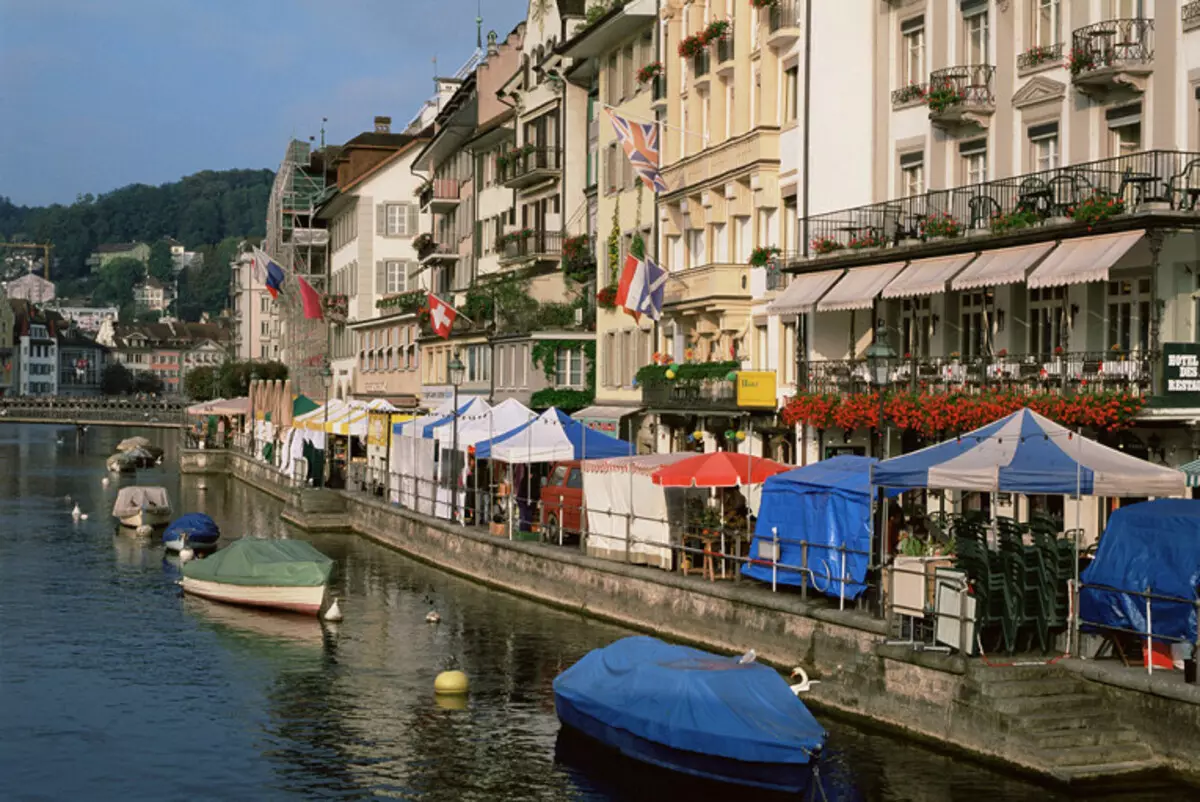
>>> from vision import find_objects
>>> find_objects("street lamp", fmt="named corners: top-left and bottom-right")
top-left (249, 369), bottom-right (260, 457)
top-left (864, 323), bottom-right (896, 459)
top-left (320, 362), bottom-right (333, 488)
top-left (448, 352), bottom-right (465, 524)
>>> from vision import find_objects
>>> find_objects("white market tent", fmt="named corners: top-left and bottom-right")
top-left (582, 453), bottom-right (693, 571)
top-left (422, 396), bottom-right (492, 438)
top-left (477, 408), bottom-right (634, 464)
top-left (433, 398), bottom-right (537, 448)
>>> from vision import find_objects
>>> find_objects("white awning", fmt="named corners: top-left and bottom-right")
top-left (765, 269), bottom-right (844, 315)
top-left (1027, 230), bottom-right (1145, 289)
top-left (816, 262), bottom-right (908, 312)
top-left (950, 241), bottom-right (1057, 291)
top-left (882, 253), bottom-right (977, 298)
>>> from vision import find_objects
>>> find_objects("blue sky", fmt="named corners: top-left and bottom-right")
top-left (0, 0), bottom-right (530, 206)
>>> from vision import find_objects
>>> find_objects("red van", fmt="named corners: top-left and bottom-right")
top-left (540, 460), bottom-right (584, 544)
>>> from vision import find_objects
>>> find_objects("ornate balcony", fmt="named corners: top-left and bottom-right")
top-left (418, 242), bottom-right (460, 267)
top-left (662, 263), bottom-right (749, 312)
top-left (1186, 2), bottom-right (1200, 33)
top-left (926, 65), bottom-right (996, 132)
top-left (500, 146), bottom-right (562, 190)
top-left (801, 351), bottom-right (1157, 398)
top-left (766, 0), bottom-right (800, 50)
top-left (419, 179), bottom-right (460, 213)
top-left (1069, 18), bottom-right (1154, 98)
top-left (640, 374), bottom-right (740, 413)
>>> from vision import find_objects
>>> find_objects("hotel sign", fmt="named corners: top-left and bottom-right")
top-left (736, 371), bottom-right (778, 409)
top-left (1161, 343), bottom-right (1200, 408)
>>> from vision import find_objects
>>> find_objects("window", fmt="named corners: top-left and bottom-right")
top-left (555, 347), bottom-right (585, 388)
top-left (1032, 0), bottom-right (1060, 47)
top-left (960, 138), bottom-right (987, 185)
top-left (783, 66), bottom-right (798, 123)
top-left (1108, 0), bottom-right (1144, 17)
top-left (385, 203), bottom-right (411, 236)
top-left (900, 151), bottom-right (924, 197)
top-left (901, 16), bottom-right (925, 87)
top-left (566, 468), bottom-right (583, 490)
top-left (385, 260), bottom-right (415, 294)
top-left (1028, 286), bottom-right (1064, 358)
top-left (962, 2), bottom-right (989, 65)
top-left (712, 222), bottom-right (728, 263)
top-left (725, 79), bottom-right (735, 139)
top-left (754, 324), bottom-right (769, 370)
top-left (622, 44), bottom-right (635, 100)
top-left (781, 321), bottom-right (797, 385)
top-left (901, 297), bottom-right (933, 358)
top-left (465, 344), bottom-right (491, 383)
top-left (961, 289), bottom-right (995, 358)
top-left (605, 143), bottom-right (619, 193)
top-left (1107, 277), bottom-right (1151, 353)
top-left (686, 228), bottom-right (706, 268)
top-left (1028, 122), bottom-right (1059, 172)
top-left (1107, 103), bottom-right (1142, 158)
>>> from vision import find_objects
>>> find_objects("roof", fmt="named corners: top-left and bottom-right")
top-left (57, 332), bottom-right (109, 350)
top-left (110, 321), bottom-right (231, 350)
top-left (141, 277), bottom-right (167, 290)
top-left (339, 131), bottom-right (418, 150)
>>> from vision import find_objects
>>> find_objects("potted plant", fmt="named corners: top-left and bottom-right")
top-left (1021, 44), bottom-right (1058, 69)
top-left (636, 62), bottom-right (663, 85)
top-left (749, 245), bottom-right (781, 267)
top-left (596, 285), bottom-right (618, 310)
top-left (924, 82), bottom-right (965, 114)
top-left (413, 233), bottom-right (435, 256)
top-left (990, 208), bottom-right (1041, 235)
top-left (1069, 191), bottom-right (1126, 227)
top-left (893, 83), bottom-right (925, 104)
top-left (703, 19), bottom-right (730, 43)
top-left (1066, 47), bottom-right (1098, 76)
top-left (678, 33), bottom-right (705, 58)
top-left (848, 232), bottom-right (886, 250)
top-left (920, 213), bottom-right (962, 240)
top-left (750, 0), bottom-right (777, 8)
top-left (810, 236), bottom-right (844, 256)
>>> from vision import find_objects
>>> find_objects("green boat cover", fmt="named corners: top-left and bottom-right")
top-left (182, 539), bottom-right (333, 587)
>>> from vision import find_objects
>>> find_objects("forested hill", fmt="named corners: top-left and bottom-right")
top-left (0, 168), bottom-right (275, 283)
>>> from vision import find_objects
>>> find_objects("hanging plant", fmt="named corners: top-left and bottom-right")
top-left (748, 245), bottom-right (781, 267)
top-left (412, 233), bottom-right (435, 255)
top-left (678, 33), bottom-right (706, 58)
top-left (636, 62), bottom-right (663, 85)
top-left (596, 285), bottom-right (618, 310)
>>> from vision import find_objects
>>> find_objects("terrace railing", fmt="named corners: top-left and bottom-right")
top-left (1070, 18), bottom-right (1154, 73)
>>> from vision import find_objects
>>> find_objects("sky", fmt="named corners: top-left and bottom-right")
top-left (0, 0), bottom-right (531, 207)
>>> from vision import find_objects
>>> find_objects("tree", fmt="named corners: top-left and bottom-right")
top-left (217, 359), bottom-right (287, 398)
top-left (184, 366), bottom-right (219, 401)
top-left (93, 256), bottom-right (144, 307)
top-left (101, 363), bottom-right (133, 395)
top-left (133, 372), bottom-right (164, 395)
top-left (148, 239), bottom-right (175, 283)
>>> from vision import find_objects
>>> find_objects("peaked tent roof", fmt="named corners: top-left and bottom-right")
top-left (476, 408), bottom-right (633, 463)
top-left (434, 397), bottom-right (537, 447)
top-left (422, 396), bottom-right (492, 437)
top-left (871, 408), bottom-right (1186, 497)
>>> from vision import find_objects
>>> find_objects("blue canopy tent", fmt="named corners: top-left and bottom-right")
top-left (1080, 499), bottom-right (1200, 646)
top-left (743, 456), bottom-right (897, 599)
top-left (473, 408), bottom-right (633, 462)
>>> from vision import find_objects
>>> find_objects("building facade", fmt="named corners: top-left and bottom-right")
top-left (0, 290), bottom-right (15, 395)
top-left (229, 249), bottom-right (282, 362)
top-left (57, 332), bottom-right (108, 397)
top-left (11, 301), bottom-right (59, 397)
top-left (134, 278), bottom-right (171, 314)
top-left (50, 305), bottom-right (119, 335)
top-left (4, 273), bottom-right (56, 304)
top-left (87, 242), bottom-right (150, 272)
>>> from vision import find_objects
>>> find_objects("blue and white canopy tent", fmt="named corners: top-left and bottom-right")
top-left (474, 408), bottom-right (633, 463)
top-left (870, 407), bottom-right (1186, 654)
top-left (421, 396), bottom-right (492, 438)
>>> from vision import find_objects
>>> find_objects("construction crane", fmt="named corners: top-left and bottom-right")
top-left (0, 242), bottom-right (54, 279)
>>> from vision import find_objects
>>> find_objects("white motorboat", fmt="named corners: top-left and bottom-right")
top-left (112, 486), bottom-right (172, 529)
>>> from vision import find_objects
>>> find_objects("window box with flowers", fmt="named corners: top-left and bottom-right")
top-left (561, 234), bottom-right (595, 283)
top-left (376, 290), bottom-right (424, 314)
top-left (750, 0), bottom-right (777, 8)
top-left (678, 33), bottom-right (705, 58)
top-left (924, 83), bottom-right (966, 115)
top-left (1019, 44), bottom-right (1060, 71)
top-left (1069, 192), bottom-right (1125, 227)
top-left (636, 62), bottom-right (663, 85)
top-left (810, 237), bottom-right (844, 256)
top-left (703, 19), bottom-right (730, 43)
top-left (749, 245), bottom-right (781, 267)
top-left (989, 208), bottom-right (1042, 235)
top-left (920, 213), bottom-right (962, 240)
top-left (496, 228), bottom-right (535, 250)
top-left (893, 83), bottom-right (926, 105)
top-left (848, 232), bottom-right (886, 250)
top-left (1066, 47), bottom-right (1099, 77)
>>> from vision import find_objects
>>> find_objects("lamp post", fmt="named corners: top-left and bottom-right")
top-left (864, 323), bottom-right (896, 619)
top-left (249, 369), bottom-right (260, 457)
top-left (448, 352), bottom-right (465, 524)
top-left (321, 362), bottom-right (333, 488)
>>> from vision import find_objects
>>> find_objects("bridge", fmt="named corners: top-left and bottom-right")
top-left (0, 398), bottom-right (189, 429)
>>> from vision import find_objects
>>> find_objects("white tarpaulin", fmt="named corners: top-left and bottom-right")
top-left (433, 397), bottom-right (537, 448)
top-left (581, 453), bottom-right (692, 570)
top-left (390, 432), bottom-right (436, 513)
top-left (394, 397), bottom-right (457, 438)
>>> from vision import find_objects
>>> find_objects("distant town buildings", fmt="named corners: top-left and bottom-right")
top-left (49, 304), bottom-right (119, 335)
top-left (229, 248), bottom-right (282, 362)
top-left (100, 320), bottom-right (231, 395)
top-left (134, 277), bottom-right (171, 313)
top-left (167, 238), bottom-right (203, 273)
top-left (4, 273), bottom-right (55, 304)
top-left (87, 241), bottom-right (151, 271)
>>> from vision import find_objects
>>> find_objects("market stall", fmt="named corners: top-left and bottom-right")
top-left (582, 453), bottom-right (692, 570)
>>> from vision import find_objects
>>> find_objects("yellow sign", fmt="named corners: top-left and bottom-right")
top-left (736, 371), bottom-right (777, 409)
top-left (367, 412), bottom-right (390, 447)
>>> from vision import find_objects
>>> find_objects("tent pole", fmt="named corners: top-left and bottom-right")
top-left (1072, 428), bottom-right (1083, 657)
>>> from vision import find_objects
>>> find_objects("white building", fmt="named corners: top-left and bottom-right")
top-left (4, 273), bottom-right (55, 304)
top-left (17, 322), bottom-right (57, 396)
top-left (51, 305), bottom-right (119, 335)
top-left (134, 278), bottom-right (170, 313)
top-left (229, 249), bottom-right (282, 361)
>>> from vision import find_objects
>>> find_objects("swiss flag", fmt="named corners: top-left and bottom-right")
top-left (427, 293), bottom-right (457, 339)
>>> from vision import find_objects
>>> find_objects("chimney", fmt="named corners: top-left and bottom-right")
top-left (374, 116), bottom-right (392, 133)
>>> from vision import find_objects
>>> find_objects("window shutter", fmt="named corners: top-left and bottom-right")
top-left (474, 221), bottom-right (482, 257)
top-left (376, 260), bottom-right (386, 295)
top-left (376, 204), bottom-right (386, 235)
top-left (406, 203), bottom-right (418, 236)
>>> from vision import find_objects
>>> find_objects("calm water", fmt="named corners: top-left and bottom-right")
top-left (0, 423), bottom-right (1192, 801)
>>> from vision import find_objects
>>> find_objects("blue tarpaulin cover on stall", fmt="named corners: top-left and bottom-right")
top-left (1080, 499), bottom-right (1200, 643)
top-left (553, 636), bottom-right (825, 768)
top-left (742, 456), bottom-right (886, 599)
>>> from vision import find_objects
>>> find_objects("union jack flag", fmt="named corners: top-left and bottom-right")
top-left (608, 109), bottom-right (669, 194)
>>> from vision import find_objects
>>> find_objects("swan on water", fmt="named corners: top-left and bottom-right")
top-left (323, 598), bottom-right (344, 622)
top-left (102, 477), bottom-right (110, 487)
top-left (71, 504), bottom-right (82, 520)
top-left (425, 611), bottom-right (441, 624)
top-left (789, 667), bottom-right (820, 695)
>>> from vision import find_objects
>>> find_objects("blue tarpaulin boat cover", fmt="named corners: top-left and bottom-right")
top-left (1080, 499), bottom-right (1200, 643)
top-left (554, 636), bottom-right (825, 766)
top-left (742, 456), bottom-right (885, 599)
top-left (163, 513), bottom-right (220, 546)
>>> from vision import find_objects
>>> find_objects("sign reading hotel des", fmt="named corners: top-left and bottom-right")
top-left (736, 371), bottom-right (778, 409)
top-left (1161, 343), bottom-right (1200, 407)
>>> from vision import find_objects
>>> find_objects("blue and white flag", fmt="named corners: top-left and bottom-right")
top-left (637, 256), bottom-right (667, 322)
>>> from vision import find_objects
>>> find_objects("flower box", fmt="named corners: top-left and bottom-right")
top-left (636, 62), bottom-right (662, 85)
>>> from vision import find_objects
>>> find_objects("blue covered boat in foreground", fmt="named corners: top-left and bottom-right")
top-left (163, 513), bottom-right (220, 553)
top-left (553, 636), bottom-right (826, 794)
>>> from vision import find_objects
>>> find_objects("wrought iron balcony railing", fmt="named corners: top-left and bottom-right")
top-left (500, 146), bottom-right (562, 188)
top-left (419, 179), bottom-right (460, 210)
top-left (641, 377), bottom-right (739, 412)
top-left (800, 351), bottom-right (1157, 397)
top-left (926, 65), bottom-right (996, 113)
top-left (1070, 18), bottom-right (1154, 74)
top-left (793, 150), bottom-right (1200, 263)
top-left (891, 82), bottom-right (927, 106)
top-left (499, 230), bottom-right (563, 263)
top-left (1017, 42), bottom-right (1063, 71)
top-left (769, 0), bottom-right (800, 33)
top-left (1186, 2), bottom-right (1200, 32)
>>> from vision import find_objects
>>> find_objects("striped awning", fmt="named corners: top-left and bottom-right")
top-left (1181, 459), bottom-right (1200, 488)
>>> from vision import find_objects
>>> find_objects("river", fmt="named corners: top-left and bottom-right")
top-left (0, 423), bottom-right (1192, 801)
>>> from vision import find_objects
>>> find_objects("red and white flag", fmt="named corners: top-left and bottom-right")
top-left (614, 253), bottom-right (646, 322)
top-left (427, 293), bottom-right (457, 339)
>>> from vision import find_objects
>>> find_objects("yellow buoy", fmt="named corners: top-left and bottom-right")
top-left (434, 693), bottom-right (468, 711)
top-left (434, 670), bottom-right (469, 695)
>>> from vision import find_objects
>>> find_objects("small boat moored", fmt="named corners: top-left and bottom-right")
top-left (180, 538), bottom-right (333, 615)
top-left (112, 486), bottom-right (172, 529)
top-left (553, 636), bottom-right (827, 794)
top-left (163, 513), bottom-right (220, 553)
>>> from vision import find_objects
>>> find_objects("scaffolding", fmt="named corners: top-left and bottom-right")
top-left (265, 139), bottom-right (333, 398)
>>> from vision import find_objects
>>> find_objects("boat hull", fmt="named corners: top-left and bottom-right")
top-left (554, 696), bottom-right (817, 794)
top-left (117, 509), bottom-right (172, 529)
top-left (180, 576), bottom-right (326, 615)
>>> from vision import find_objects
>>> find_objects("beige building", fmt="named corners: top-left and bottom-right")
top-left (229, 249), bottom-right (282, 362)
top-left (766, 0), bottom-right (1200, 536)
